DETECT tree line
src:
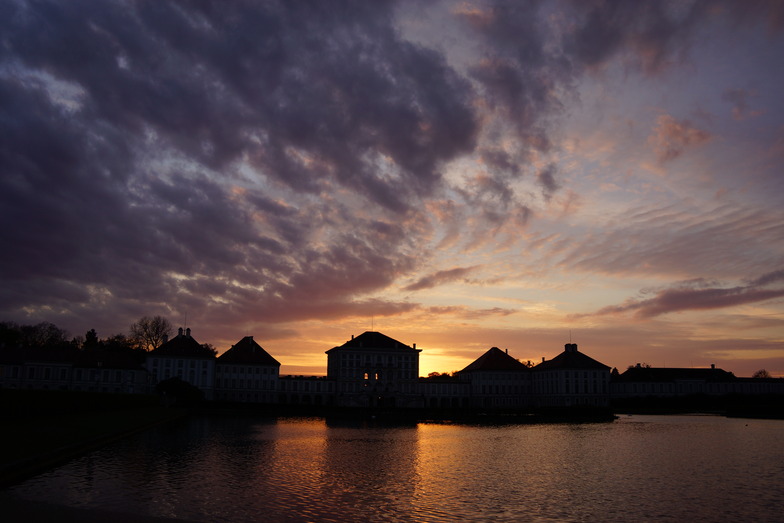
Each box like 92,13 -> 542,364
0,316 -> 215,355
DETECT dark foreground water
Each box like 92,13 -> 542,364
6,414 -> 784,522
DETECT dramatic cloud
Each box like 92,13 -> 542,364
1,1 -> 782,376
0,0 -> 479,330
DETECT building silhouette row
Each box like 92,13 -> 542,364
1,328 -> 782,408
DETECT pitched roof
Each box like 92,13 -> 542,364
326,331 -> 420,353
459,347 -> 531,373
152,329 -> 215,359
615,366 -> 735,382
217,336 -> 280,366
534,344 -> 610,371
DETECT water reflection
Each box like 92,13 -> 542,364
6,415 -> 784,522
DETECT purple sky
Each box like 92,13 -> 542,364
2,0 -> 783,376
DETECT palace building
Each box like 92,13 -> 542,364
4,328 -> 781,409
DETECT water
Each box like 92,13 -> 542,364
6,415 -> 784,522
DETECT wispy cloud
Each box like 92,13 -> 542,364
648,114 -> 712,163
404,266 -> 479,292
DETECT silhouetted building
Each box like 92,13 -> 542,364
215,336 -> 280,403
0,346 -> 77,391
73,350 -> 147,394
532,343 -> 611,407
146,327 -> 216,400
8,324 -> 780,409
612,364 -> 736,397
0,345 -> 146,393
457,347 -> 531,409
326,331 -> 422,408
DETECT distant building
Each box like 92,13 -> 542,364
0,345 -> 146,394
215,336 -> 280,403
0,346 -> 77,391
610,363 -> 784,397
532,343 -> 611,407
72,350 -> 147,394
7,323 -> 780,409
146,327 -> 216,400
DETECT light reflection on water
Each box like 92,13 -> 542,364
7,415 -> 784,522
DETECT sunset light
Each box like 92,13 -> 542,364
1,1 -> 782,379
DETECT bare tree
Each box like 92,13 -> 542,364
752,369 -> 771,379
130,315 -> 173,351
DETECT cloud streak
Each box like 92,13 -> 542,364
403,266 -> 479,292
581,271 -> 784,319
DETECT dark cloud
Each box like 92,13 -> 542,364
0,0 -> 478,331
580,272 -> 784,319
562,0 -> 706,74
536,163 -> 560,201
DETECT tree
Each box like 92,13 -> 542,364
752,369 -> 772,379
130,315 -> 173,351
20,322 -> 69,348
83,328 -> 99,350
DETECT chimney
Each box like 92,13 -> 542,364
186,327 -> 191,337
505,348 -> 508,354
565,343 -> 578,353
542,357 -> 545,362
178,327 -> 183,336
711,363 -> 715,369
351,334 -> 354,340
413,343 -> 416,349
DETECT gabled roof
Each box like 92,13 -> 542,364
459,347 -> 530,373
615,366 -> 735,382
326,331 -> 420,353
534,344 -> 610,371
151,329 -> 215,359
218,336 -> 280,366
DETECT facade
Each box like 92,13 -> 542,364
5,327 -> 783,409
0,346 -> 147,393
610,364 -> 784,397
325,331 -> 422,408
215,336 -> 280,403
458,346 -> 531,409
532,343 -> 611,407
146,327 -> 216,400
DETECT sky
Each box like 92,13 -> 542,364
2,0 -> 783,377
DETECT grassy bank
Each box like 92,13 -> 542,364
0,389 -> 186,487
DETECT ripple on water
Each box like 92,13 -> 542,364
7,415 -> 784,522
